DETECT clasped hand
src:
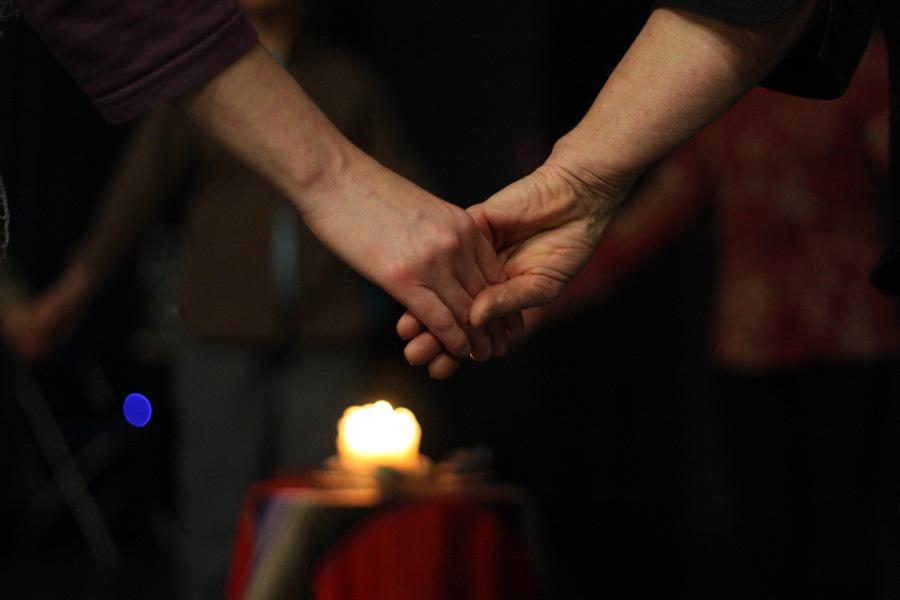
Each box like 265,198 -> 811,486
398,162 -> 620,378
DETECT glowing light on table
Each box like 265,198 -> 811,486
337,400 -> 421,472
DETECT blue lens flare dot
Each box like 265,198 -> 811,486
123,393 -> 152,427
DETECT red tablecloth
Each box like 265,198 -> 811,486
226,478 -> 543,600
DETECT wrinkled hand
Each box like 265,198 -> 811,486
467,164 -> 615,323
300,148 -> 515,364
399,162 -> 625,376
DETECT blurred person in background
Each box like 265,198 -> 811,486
1,1 -> 425,598
523,32 -> 900,600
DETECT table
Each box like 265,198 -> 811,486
226,476 -> 543,600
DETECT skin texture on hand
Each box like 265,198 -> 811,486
397,162 -> 611,378
175,43 -> 516,361
466,163 -> 615,325
399,1 -> 823,375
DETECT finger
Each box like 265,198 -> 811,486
396,310 -> 424,340
467,325 -> 495,362
406,287 -> 490,361
447,222 -> 507,361
453,266 -> 521,359
463,266 -> 512,360
403,331 -> 444,366
403,285 -> 472,359
465,228 -> 529,354
468,227 -> 505,290
416,245 -> 494,361
483,317 -> 508,358
427,352 -> 461,379
506,312 -> 526,336
466,202 -> 494,245
470,275 -> 556,329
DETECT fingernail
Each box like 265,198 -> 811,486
471,346 -> 491,362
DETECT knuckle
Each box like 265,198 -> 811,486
446,335 -> 469,357
386,260 -> 416,285
432,227 -> 464,256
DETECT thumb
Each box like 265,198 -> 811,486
466,202 -> 495,247
470,275 -> 550,329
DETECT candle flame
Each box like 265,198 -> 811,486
337,400 -> 421,471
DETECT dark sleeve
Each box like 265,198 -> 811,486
651,0 -> 877,98
13,0 -> 259,124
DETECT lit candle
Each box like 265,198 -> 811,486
336,400 -> 422,472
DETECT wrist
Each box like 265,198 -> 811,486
542,134 -> 638,224
285,135 -> 357,212
177,43 -> 359,219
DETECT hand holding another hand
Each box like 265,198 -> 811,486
298,145 -> 524,365
180,47 -> 522,368
399,160 -> 627,377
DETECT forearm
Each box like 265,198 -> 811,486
174,43 -> 510,361
455,0 -> 825,335
174,43 -> 355,216
548,1 -> 823,206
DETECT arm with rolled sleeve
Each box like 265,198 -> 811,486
460,0 -> 876,323
13,0 -> 259,124
11,0 -> 516,364
399,0 -> 889,374
402,0 -> 872,371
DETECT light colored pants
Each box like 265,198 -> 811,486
174,335 -> 365,600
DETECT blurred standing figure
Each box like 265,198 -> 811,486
1,1 -> 421,598
527,33 -> 900,600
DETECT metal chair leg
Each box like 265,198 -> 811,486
12,365 -> 122,574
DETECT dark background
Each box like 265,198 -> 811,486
0,2 -> 875,600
